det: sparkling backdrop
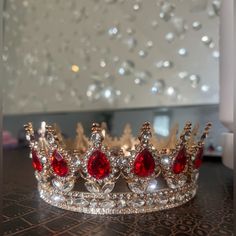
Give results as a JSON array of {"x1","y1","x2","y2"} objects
[{"x1": 3, "y1": 0, "x2": 220, "y2": 114}]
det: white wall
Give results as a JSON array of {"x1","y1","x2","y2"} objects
[{"x1": 3, "y1": 0, "x2": 220, "y2": 114}]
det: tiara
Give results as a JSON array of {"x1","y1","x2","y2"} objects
[{"x1": 24, "y1": 121, "x2": 211, "y2": 215}]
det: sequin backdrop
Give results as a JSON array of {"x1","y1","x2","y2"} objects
[{"x1": 2, "y1": 0, "x2": 220, "y2": 114}]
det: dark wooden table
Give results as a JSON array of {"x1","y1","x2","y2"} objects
[{"x1": 2, "y1": 148, "x2": 233, "y2": 236}]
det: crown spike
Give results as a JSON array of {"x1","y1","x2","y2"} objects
[
  {"x1": 75, "y1": 123, "x2": 89, "y2": 153},
  {"x1": 179, "y1": 121, "x2": 192, "y2": 144},
  {"x1": 187, "y1": 123, "x2": 200, "y2": 147},
  {"x1": 164, "y1": 123, "x2": 179, "y2": 149},
  {"x1": 91, "y1": 122, "x2": 101, "y2": 132},
  {"x1": 138, "y1": 122, "x2": 152, "y2": 143},
  {"x1": 24, "y1": 122, "x2": 36, "y2": 145},
  {"x1": 90, "y1": 123, "x2": 104, "y2": 145},
  {"x1": 199, "y1": 122, "x2": 212, "y2": 145}
]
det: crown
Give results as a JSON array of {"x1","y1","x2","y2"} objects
[{"x1": 24, "y1": 121, "x2": 211, "y2": 215}]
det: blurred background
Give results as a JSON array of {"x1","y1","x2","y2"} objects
[{"x1": 2, "y1": 0, "x2": 227, "y2": 158}]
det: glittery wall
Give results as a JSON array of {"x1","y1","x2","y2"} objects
[{"x1": 2, "y1": 0, "x2": 220, "y2": 114}]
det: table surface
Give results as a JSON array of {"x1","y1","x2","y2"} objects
[{"x1": 2, "y1": 148, "x2": 233, "y2": 236}]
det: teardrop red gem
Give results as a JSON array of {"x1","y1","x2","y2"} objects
[
  {"x1": 32, "y1": 149, "x2": 43, "y2": 172},
  {"x1": 133, "y1": 149, "x2": 155, "y2": 177},
  {"x1": 194, "y1": 147, "x2": 204, "y2": 169},
  {"x1": 87, "y1": 150, "x2": 111, "y2": 179},
  {"x1": 172, "y1": 147, "x2": 187, "y2": 174},
  {"x1": 51, "y1": 150, "x2": 69, "y2": 177}
]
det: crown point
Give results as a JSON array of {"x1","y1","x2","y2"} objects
[
  {"x1": 91, "y1": 123, "x2": 101, "y2": 132},
  {"x1": 133, "y1": 149, "x2": 155, "y2": 177}
]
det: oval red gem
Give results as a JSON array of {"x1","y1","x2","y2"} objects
[
  {"x1": 133, "y1": 149, "x2": 155, "y2": 177},
  {"x1": 51, "y1": 150, "x2": 69, "y2": 177},
  {"x1": 87, "y1": 150, "x2": 111, "y2": 179},
  {"x1": 32, "y1": 149, "x2": 43, "y2": 172},
  {"x1": 172, "y1": 147, "x2": 187, "y2": 174},
  {"x1": 194, "y1": 147, "x2": 204, "y2": 169}
]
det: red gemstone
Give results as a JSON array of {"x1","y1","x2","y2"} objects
[
  {"x1": 87, "y1": 150, "x2": 111, "y2": 179},
  {"x1": 194, "y1": 147, "x2": 204, "y2": 169},
  {"x1": 51, "y1": 150, "x2": 69, "y2": 177},
  {"x1": 32, "y1": 149, "x2": 43, "y2": 172},
  {"x1": 172, "y1": 147, "x2": 187, "y2": 174},
  {"x1": 133, "y1": 149, "x2": 155, "y2": 177}
]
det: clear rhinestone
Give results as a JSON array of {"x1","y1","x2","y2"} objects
[
  {"x1": 176, "y1": 194, "x2": 184, "y2": 201},
  {"x1": 102, "y1": 182, "x2": 115, "y2": 193},
  {"x1": 85, "y1": 182, "x2": 100, "y2": 193},
  {"x1": 141, "y1": 131, "x2": 152, "y2": 140},
  {"x1": 128, "y1": 182, "x2": 145, "y2": 193},
  {"x1": 35, "y1": 172, "x2": 41, "y2": 181},
  {"x1": 46, "y1": 133, "x2": 54, "y2": 144},
  {"x1": 167, "y1": 175, "x2": 187, "y2": 189},
  {"x1": 90, "y1": 199, "x2": 98, "y2": 208},
  {"x1": 146, "y1": 198, "x2": 154, "y2": 206},
  {"x1": 41, "y1": 156, "x2": 47, "y2": 164},
  {"x1": 118, "y1": 158, "x2": 128, "y2": 168},
  {"x1": 73, "y1": 197, "x2": 89, "y2": 207},
  {"x1": 100, "y1": 200, "x2": 115, "y2": 209},
  {"x1": 51, "y1": 194, "x2": 65, "y2": 203},
  {"x1": 191, "y1": 188, "x2": 197, "y2": 197},
  {"x1": 90, "y1": 132, "x2": 102, "y2": 143},
  {"x1": 117, "y1": 199, "x2": 126, "y2": 208},
  {"x1": 192, "y1": 171, "x2": 199, "y2": 182},
  {"x1": 52, "y1": 178, "x2": 74, "y2": 192},
  {"x1": 158, "y1": 197, "x2": 168, "y2": 205},
  {"x1": 170, "y1": 196, "x2": 176, "y2": 202},
  {"x1": 26, "y1": 134, "x2": 31, "y2": 141},
  {"x1": 146, "y1": 179, "x2": 158, "y2": 193},
  {"x1": 161, "y1": 156, "x2": 171, "y2": 167},
  {"x1": 129, "y1": 198, "x2": 145, "y2": 207}
]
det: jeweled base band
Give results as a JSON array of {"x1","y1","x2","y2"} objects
[{"x1": 39, "y1": 182, "x2": 197, "y2": 215}]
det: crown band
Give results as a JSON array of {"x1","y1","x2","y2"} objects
[
  {"x1": 39, "y1": 181, "x2": 197, "y2": 215},
  {"x1": 24, "y1": 121, "x2": 211, "y2": 215}
]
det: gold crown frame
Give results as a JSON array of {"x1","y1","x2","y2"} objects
[{"x1": 24, "y1": 121, "x2": 211, "y2": 214}]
